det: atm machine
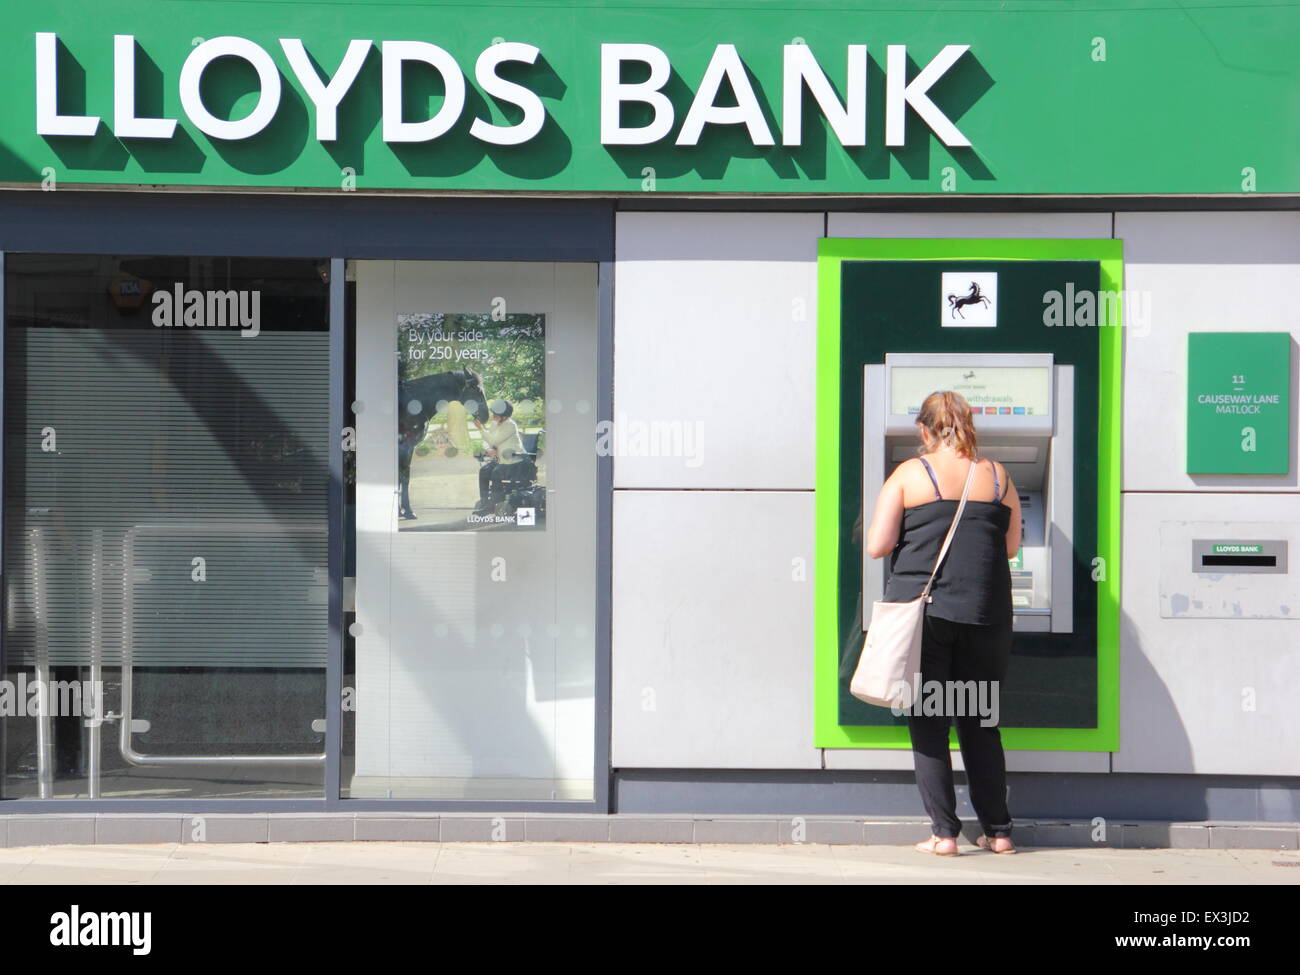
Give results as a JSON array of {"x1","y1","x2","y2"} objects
[{"x1": 861, "y1": 353, "x2": 1074, "y2": 634}]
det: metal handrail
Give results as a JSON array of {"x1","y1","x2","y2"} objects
[
  {"x1": 31, "y1": 528, "x2": 54, "y2": 797},
  {"x1": 119, "y1": 522, "x2": 327, "y2": 768},
  {"x1": 88, "y1": 528, "x2": 102, "y2": 798}
]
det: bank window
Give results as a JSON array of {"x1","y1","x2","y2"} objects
[{"x1": 2, "y1": 254, "x2": 330, "y2": 799}]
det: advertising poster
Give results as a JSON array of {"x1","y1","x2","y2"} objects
[{"x1": 396, "y1": 312, "x2": 546, "y2": 532}]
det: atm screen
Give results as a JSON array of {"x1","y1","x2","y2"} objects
[{"x1": 890, "y1": 365, "x2": 1052, "y2": 417}]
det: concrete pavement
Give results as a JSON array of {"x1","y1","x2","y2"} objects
[{"x1": 1, "y1": 841, "x2": 1298, "y2": 884}]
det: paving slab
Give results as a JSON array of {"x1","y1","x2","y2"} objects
[{"x1": 1, "y1": 841, "x2": 1295, "y2": 884}]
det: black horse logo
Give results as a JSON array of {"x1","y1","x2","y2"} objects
[
  {"x1": 397, "y1": 366, "x2": 490, "y2": 520},
  {"x1": 947, "y1": 281, "x2": 992, "y2": 319}
]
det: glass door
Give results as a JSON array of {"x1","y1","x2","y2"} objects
[
  {"x1": 2, "y1": 253, "x2": 330, "y2": 799},
  {"x1": 343, "y1": 260, "x2": 598, "y2": 801}
]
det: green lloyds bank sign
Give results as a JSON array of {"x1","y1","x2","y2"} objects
[{"x1": 2, "y1": 0, "x2": 1298, "y2": 195}]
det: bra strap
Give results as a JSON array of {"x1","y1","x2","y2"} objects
[{"x1": 918, "y1": 456, "x2": 942, "y2": 500}]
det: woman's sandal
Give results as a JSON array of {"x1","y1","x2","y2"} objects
[
  {"x1": 976, "y1": 834, "x2": 1017, "y2": 854},
  {"x1": 914, "y1": 834, "x2": 960, "y2": 856}
]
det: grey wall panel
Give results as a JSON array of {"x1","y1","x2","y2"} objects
[
  {"x1": 611, "y1": 489, "x2": 819, "y2": 769},
  {"x1": 1118, "y1": 492, "x2": 1300, "y2": 776},
  {"x1": 1117, "y1": 211, "x2": 1300, "y2": 492},
  {"x1": 613, "y1": 768, "x2": 1300, "y2": 821},
  {"x1": 1118, "y1": 211, "x2": 1300, "y2": 264},
  {"x1": 827, "y1": 212, "x2": 1112, "y2": 239},
  {"x1": 613, "y1": 211, "x2": 821, "y2": 490}
]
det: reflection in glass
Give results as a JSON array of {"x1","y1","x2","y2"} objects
[
  {"x1": 1, "y1": 254, "x2": 329, "y2": 799},
  {"x1": 344, "y1": 260, "x2": 596, "y2": 800}
]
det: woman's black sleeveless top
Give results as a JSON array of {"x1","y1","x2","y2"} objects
[{"x1": 883, "y1": 494, "x2": 1014, "y2": 627}]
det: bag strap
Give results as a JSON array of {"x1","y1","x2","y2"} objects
[{"x1": 921, "y1": 458, "x2": 976, "y2": 602}]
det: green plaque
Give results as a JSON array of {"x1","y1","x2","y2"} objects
[{"x1": 1187, "y1": 333, "x2": 1291, "y2": 474}]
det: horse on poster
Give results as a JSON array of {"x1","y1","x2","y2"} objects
[{"x1": 397, "y1": 367, "x2": 490, "y2": 520}]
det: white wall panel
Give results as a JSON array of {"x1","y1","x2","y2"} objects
[
  {"x1": 611, "y1": 489, "x2": 819, "y2": 768},
  {"x1": 612, "y1": 208, "x2": 1300, "y2": 781},
  {"x1": 1117, "y1": 492, "x2": 1300, "y2": 775},
  {"x1": 828, "y1": 212, "x2": 1112, "y2": 239},
  {"x1": 1118, "y1": 211, "x2": 1300, "y2": 492},
  {"x1": 613, "y1": 211, "x2": 822, "y2": 489}
]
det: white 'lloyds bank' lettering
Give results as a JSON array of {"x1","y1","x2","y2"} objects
[{"x1": 35, "y1": 33, "x2": 976, "y2": 150}]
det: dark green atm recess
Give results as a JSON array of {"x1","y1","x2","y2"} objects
[{"x1": 814, "y1": 239, "x2": 1122, "y2": 752}]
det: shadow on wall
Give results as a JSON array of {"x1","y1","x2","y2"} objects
[
  {"x1": 350, "y1": 538, "x2": 575, "y2": 787},
  {"x1": 1005, "y1": 605, "x2": 1202, "y2": 829}
]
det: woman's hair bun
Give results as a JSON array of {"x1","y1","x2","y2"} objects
[{"x1": 915, "y1": 391, "x2": 979, "y2": 458}]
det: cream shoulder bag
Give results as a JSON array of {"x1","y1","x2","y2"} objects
[{"x1": 850, "y1": 459, "x2": 976, "y2": 709}]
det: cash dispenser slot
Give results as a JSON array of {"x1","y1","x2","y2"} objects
[
  {"x1": 1192, "y1": 540, "x2": 1287, "y2": 574},
  {"x1": 1202, "y1": 555, "x2": 1274, "y2": 567}
]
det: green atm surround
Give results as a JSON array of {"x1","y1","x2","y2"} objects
[{"x1": 814, "y1": 238, "x2": 1122, "y2": 752}]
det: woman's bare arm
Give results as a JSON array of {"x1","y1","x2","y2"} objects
[
  {"x1": 1002, "y1": 464, "x2": 1022, "y2": 559},
  {"x1": 865, "y1": 465, "x2": 908, "y2": 559}
]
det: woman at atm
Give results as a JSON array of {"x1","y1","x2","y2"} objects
[{"x1": 864, "y1": 390, "x2": 1022, "y2": 856}]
